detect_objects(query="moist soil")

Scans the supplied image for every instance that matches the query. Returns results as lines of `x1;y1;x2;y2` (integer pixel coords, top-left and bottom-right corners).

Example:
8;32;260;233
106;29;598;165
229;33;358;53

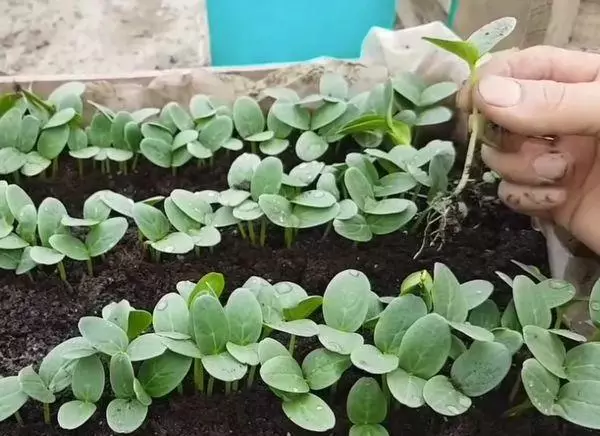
0;156;591;435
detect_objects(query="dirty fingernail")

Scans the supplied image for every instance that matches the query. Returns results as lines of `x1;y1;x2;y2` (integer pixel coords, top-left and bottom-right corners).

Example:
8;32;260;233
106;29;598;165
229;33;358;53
533;154;567;180
478;75;522;107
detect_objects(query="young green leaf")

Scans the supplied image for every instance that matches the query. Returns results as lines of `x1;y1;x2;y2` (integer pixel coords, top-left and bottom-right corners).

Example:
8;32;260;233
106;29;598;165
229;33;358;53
226;342;260;366
78;316;129;356
39;337;93;392
386;367;426;408
397;313;451;379
347;377;387;425
513;275;552;329
18;365;55;403
58;400;97;430
423;375;472;416
521;357;559;416
374;295;428;355
271;101;311;130
233;96;265;139
0;376;29;421
251;157;284;201
171;189;212;223
191;294;229;355
38;124;70;159
351;344;399;375
422;37;480;70
281;393;336;432
565;343;600;382
260;355;309;393
492;328;523;355
30;246;65;265
225;288;263;345
451;341;511;396
49;234;90;261
110;352;135;398
447;321;494;342
6;184;34;218
106;398;148;434
0;148;26;174
536;279;576;309
190;271;226;302
295;131;329;162
18;115;41;153
467;17;517;56
318;325;364;355
72;354;105;402
468;299;501;330
140;137;171;168
126;334;167;362
258;338;291;365
85;217;128;257
432;263;468;322
301;348;351;390
459;280;494;310
322;269;371;332
132;202;170;242
153;293;190;336
554;380;600;429
202;351;248;382
523;325;567;378
138;351;192;398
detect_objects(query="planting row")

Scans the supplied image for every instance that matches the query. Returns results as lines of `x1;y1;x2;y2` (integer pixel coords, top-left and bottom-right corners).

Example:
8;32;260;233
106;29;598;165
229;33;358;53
1;264;599;434
0;71;457;180
0;140;454;277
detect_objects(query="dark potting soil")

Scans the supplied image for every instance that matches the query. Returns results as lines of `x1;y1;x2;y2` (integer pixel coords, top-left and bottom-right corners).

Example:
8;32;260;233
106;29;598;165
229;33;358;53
0;157;591;436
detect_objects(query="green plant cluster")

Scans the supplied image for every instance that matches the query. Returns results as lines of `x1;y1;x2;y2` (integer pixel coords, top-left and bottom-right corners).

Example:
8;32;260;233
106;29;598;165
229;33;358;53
0;68;457;181
0;139;455;278
2;264;599;434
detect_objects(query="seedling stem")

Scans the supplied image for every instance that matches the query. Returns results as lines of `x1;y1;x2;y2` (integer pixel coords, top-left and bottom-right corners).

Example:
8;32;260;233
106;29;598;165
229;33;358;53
237;223;247;239
43;403;51;425
86;259;94;276
288;334;296;356
14;411;23;426
57;261;67;281
248;220;256;245
194;358;204;392
247;365;256;388
207;376;215;396
260;218;267;247
225;382;231;395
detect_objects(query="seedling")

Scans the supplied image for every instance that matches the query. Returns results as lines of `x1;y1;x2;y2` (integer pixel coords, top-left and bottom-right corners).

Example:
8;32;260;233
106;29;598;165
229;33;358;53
347;377;389;436
233;96;275;154
423;17;517;199
259;338;336;432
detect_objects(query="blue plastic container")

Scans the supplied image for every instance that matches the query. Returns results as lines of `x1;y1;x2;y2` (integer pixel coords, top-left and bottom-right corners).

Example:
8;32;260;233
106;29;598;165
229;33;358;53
206;0;397;67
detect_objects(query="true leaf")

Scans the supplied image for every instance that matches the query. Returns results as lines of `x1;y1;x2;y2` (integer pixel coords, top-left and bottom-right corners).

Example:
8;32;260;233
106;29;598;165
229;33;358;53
422;37;480;69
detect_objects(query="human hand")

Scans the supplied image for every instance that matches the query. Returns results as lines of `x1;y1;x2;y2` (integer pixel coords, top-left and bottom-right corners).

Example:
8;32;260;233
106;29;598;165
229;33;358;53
461;46;600;255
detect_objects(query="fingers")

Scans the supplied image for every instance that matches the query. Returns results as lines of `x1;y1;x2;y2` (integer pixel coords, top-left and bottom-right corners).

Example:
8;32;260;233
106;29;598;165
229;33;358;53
498;181;567;214
481;135;571;185
478;46;600;83
473;76;600;136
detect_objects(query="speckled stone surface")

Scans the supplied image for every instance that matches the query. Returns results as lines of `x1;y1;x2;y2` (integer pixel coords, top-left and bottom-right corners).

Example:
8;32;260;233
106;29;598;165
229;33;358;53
0;0;210;75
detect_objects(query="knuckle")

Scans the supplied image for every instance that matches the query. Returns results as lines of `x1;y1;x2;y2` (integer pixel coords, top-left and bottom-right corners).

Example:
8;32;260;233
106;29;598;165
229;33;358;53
541;81;567;113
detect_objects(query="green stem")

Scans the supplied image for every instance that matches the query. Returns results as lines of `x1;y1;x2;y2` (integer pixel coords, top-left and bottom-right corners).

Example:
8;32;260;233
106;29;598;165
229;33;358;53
260;218;267;247
381;374;390;405
194;246;201;257
554;308;564;329
248;221;256;245
508;373;522;404
14;411;23;426
100;159;105;174
237;223;247;239
452;106;479;198
284;227;293;249
334;140;341;156
247;365;257;389
13;170;20;184
232;380;239;392
52;158;59;178
171;166;177;176
209;156;215;167
321;222;332;241
57;261;67;282
194;358;204;392
132;154;139;171
77;159;84;179
225;382;231;395
207;377;215;396
105;159;111;175
26;272;34;283
86;258;94;276
288;335;296;356
251;142;258;154
503;399;533;418
260;326;273;340
177;383;183;395
43;402;51;425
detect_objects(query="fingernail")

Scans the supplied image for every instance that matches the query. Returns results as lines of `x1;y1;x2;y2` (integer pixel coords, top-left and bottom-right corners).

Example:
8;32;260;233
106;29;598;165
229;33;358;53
478;76;522;107
533;154;567;180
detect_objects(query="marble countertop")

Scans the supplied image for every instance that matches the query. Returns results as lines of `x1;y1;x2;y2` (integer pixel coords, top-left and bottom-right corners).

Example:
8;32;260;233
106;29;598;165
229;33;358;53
0;0;210;75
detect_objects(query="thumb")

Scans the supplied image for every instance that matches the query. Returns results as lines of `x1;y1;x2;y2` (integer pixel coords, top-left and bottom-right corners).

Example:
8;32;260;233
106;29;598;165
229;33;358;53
474;75;600;137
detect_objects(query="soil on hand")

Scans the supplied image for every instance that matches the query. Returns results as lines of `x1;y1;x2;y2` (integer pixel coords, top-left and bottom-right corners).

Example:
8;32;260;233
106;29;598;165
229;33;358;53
0;158;590;435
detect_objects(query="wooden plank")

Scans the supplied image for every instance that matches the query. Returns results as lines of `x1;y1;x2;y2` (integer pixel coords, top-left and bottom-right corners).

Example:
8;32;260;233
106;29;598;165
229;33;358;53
544;0;580;46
